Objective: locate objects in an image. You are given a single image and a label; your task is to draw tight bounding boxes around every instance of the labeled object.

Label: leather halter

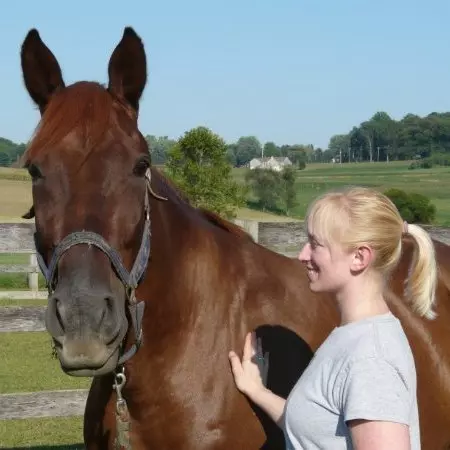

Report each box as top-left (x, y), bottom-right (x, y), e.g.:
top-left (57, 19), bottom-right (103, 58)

top-left (34, 168), bottom-right (160, 367)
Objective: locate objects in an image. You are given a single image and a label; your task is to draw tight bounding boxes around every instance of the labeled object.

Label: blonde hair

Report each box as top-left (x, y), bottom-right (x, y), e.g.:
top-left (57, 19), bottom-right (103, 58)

top-left (306, 186), bottom-right (437, 320)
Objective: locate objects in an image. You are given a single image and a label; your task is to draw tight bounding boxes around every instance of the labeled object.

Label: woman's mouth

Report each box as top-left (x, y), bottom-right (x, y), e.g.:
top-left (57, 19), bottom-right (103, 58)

top-left (306, 265), bottom-right (318, 280)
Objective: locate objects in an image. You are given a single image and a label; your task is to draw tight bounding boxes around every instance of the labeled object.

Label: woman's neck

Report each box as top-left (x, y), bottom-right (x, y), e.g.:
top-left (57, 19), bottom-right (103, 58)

top-left (335, 273), bottom-right (390, 326)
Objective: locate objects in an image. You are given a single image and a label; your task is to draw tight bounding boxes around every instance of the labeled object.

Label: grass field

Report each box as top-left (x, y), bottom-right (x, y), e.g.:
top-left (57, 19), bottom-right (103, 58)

top-left (0, 297), bottom-right (47, 307)
top-left (0, 253), bottom-right (29, 265)
top-left (2, 162), bottom-right (450, 225)
top-left (234, 161), bottom-right (450, 225)
top-left (0, 332), bottom-right (91, 394)
top-left (0, 272), bottom-right (46, 290)
top-left (0, 417), bottom-right (83, 449)
top-left (0, 170), bottom-right (32, 222)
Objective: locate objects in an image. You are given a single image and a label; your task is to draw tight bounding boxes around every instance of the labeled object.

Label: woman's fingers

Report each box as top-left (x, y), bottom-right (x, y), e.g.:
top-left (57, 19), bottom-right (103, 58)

top-left (228, 351), bottom-right (243, 378)
top-left (243, 331), bottom-right (254, 361)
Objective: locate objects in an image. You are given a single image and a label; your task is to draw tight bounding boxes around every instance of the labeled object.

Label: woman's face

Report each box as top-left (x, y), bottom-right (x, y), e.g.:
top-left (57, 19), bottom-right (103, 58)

top-left (298, 227), bottom-right (354, 295)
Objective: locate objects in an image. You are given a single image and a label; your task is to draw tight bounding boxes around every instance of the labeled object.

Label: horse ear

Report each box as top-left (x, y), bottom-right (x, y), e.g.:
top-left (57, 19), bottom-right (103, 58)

top-left (22, 206), bottom-right (35, 219)
top-left (107, 27), bottom-right (147, 113)
top-left (20, 29), bottom-right (65, 114)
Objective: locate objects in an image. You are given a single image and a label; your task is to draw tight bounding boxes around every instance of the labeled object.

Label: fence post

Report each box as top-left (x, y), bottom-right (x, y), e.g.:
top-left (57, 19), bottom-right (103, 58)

top-left (28, 252), bottom-right (39, 292)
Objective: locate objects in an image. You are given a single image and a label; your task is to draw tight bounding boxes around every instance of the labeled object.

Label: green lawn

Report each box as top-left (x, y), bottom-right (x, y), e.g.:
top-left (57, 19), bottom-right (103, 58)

top-left (0, 297), bottom-right (47, 307)
top-left (0, 417), bottom-right (84, 449)
top-left (0, 253), bottom-right (30, 265)
top-left (0, 272), bottom-right (46, 290)
top-left (0, 332), bottom-right (91, 394)
top-left (233, 161), bottom-right (450, 225)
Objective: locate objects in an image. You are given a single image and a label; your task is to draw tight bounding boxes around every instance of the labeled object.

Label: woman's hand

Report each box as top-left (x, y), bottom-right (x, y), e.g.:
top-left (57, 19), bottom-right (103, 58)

top-left (228, 331), bottom-right (269, 398)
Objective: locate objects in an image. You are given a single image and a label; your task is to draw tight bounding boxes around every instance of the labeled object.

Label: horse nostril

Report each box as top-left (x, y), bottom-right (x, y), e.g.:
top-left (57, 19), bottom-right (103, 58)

top-left (46, 295), bottom-right (66, 336)
top-left (101, 295), bottom-right (122, 345)
top-left (105, 296), bottom-right (114, 315)
top-left (55, 297), bottom-right (67, 331)
top-left (99, 296), bottom-right (114, 325)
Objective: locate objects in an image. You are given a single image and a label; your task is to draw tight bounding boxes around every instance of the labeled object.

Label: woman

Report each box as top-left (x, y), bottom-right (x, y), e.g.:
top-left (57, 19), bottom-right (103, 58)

top-left (228, 186), bottom-right (437, 449)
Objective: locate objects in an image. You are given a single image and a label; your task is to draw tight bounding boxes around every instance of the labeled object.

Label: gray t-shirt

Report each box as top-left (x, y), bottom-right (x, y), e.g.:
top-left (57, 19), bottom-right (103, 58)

top-left (283, 312), bottom-right (420, 449)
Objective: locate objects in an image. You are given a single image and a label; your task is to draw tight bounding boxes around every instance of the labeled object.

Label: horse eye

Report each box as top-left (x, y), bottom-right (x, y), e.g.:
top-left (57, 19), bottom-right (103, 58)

top-left (133, 159), bottom-right (149, 177)
top-left (28, 164), bottom-right (42, 180)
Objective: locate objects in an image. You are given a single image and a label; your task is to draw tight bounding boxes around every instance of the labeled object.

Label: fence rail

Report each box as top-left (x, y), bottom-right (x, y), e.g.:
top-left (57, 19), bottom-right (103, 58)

top-left (0, 251), bottom-right (43, 297)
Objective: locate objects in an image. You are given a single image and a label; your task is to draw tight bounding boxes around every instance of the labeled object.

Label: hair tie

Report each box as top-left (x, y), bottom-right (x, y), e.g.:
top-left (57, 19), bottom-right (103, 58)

top-left (403, 221), bottom-right (409, 234)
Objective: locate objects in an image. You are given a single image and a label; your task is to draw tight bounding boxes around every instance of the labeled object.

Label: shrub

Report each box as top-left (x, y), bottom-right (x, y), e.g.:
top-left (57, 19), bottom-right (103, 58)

top-left (384, 188), bottom-right (436, 224)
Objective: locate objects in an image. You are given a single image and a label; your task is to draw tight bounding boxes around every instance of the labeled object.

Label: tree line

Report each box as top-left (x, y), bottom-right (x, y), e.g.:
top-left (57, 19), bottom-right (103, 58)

top-left (0, 138), bottom-right (26, 166)
top-left (0, 133), bottom-right (314, 168)
top-left (2, 108), bottom-right (450, 168)
top-left (327, 111), bottom-right (450, 163)
top-left (147, 135), bottom-right (312, 168)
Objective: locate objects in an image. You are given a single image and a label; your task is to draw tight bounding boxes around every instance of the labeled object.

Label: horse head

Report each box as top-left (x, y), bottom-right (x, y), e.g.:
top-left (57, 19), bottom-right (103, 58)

top-left (20, 27), bottom-right (153, 376)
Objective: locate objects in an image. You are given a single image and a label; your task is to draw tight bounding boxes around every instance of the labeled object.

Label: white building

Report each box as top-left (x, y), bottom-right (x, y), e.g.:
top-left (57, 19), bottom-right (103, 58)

top-left (249, 156), bottom-right (293, 172)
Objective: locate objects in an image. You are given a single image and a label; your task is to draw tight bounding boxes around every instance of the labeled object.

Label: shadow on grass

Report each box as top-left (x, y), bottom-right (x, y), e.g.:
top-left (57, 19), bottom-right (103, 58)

top-left (1, 445), bottom-right (84, 450)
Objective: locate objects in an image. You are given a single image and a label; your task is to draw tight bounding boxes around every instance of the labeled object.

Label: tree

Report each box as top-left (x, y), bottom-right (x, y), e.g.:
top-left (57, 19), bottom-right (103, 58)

top-left (165, 126), bottom-right (245, 218)
top-left (0, 151), bottom-right (10, 166)
top-left (245, 169), bottom-right (281, 212)
top-left (233, 136), bottom-right (262, 166)
top-left (287, 145), bottom-right (307, 169)
top-left (327, 134), bottom-right (350, 162)
top-left (263, 142), bottom-right (280, 157)
top-left (145, 135), bottom-right (176, 165)
top-left (279, 166), bottom-right (297, 215)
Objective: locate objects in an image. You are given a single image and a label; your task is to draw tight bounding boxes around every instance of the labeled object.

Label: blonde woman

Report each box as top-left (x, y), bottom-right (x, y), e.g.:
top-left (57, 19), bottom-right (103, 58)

top-left (229, 186), bottom-right (437, 450)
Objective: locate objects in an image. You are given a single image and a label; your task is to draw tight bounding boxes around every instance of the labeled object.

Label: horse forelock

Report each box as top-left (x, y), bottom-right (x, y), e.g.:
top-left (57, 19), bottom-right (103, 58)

top-left (23, 81), bottom-right (137, 165)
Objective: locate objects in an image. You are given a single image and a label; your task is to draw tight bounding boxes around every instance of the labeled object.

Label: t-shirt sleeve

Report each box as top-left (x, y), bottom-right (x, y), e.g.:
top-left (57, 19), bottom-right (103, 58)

top-left (340, 357), bottom-right (412, 425)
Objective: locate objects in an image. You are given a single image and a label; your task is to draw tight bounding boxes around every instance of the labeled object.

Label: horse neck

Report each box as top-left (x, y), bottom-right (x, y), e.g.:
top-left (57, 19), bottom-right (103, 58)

top-left (144, 173), bottom-right (226, 313)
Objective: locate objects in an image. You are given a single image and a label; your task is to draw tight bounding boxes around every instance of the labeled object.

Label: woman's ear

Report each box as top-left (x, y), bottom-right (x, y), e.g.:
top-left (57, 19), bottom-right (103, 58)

top-left (351, 245), bottom-right (373, 272)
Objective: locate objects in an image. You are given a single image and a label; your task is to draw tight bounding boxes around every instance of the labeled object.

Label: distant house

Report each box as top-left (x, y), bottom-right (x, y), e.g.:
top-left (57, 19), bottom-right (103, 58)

top-left (249, 156), bottom-right (293, 172)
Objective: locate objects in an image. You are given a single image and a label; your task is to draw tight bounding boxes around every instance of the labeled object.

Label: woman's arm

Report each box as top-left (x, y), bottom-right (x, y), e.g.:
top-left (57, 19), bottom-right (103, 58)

top-left (349, 419), bottom-right (411, 450)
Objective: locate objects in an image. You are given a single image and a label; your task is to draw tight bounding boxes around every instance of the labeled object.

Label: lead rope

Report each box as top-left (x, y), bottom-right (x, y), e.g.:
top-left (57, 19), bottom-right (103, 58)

top-left (113, 368), bottom-right (132, 450)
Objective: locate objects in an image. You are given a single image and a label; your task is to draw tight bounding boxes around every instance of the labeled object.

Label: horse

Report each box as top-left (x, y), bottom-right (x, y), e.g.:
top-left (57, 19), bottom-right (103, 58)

top-left (19, 27), bottom-right (450, 449)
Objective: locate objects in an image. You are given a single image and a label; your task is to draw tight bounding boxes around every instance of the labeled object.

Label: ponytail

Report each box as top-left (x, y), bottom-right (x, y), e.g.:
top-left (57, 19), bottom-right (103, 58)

top-left (404, 223), bottom-right (437, 320)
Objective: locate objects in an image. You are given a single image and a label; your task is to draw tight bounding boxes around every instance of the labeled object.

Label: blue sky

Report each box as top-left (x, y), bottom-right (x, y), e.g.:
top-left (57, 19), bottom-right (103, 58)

top-left (0, 0), bottom-right (449, 149)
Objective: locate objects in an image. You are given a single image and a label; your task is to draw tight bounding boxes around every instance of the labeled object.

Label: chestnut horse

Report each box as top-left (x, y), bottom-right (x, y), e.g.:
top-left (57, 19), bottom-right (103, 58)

top-left (20, 27), bottom-right (450, 449)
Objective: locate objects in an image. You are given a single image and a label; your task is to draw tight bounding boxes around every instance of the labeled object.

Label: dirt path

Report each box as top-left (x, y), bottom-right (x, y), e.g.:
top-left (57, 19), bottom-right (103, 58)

top-left (0, 389), bottom-right (88, 420)
top-left (0, 306), bottom-right (46, 332)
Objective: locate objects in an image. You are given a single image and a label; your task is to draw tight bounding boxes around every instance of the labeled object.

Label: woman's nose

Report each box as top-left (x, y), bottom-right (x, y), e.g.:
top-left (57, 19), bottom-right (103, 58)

top-left (298, 243), bottom-right (310, 262)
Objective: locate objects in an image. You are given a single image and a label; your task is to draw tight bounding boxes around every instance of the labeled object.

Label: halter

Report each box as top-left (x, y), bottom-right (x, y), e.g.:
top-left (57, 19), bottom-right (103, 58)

top-left (34, 168), bottom-right (165, 366)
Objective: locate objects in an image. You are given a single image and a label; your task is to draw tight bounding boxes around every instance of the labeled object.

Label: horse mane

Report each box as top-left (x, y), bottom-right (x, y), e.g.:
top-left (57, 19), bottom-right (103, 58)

top-left (198, 208), bottom-right (254, 240)
top-left (152, 169), bottom-right (253, 241)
